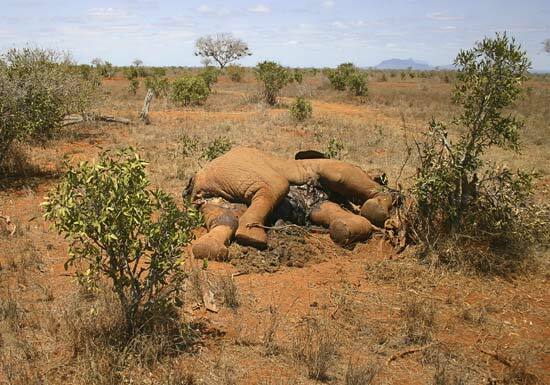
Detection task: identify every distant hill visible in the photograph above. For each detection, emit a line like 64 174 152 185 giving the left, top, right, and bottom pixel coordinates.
374 59 458 71
374 58 432 70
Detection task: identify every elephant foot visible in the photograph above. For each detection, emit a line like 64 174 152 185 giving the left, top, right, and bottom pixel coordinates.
360 193 392 228
329 217 372 245
192 235 229 261
235 225 268 250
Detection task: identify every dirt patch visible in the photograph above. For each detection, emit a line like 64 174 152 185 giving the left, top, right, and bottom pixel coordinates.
229 227 335 273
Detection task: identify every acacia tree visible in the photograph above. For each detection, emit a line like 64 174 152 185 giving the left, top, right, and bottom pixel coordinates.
195 33 251 69
543 38 550 53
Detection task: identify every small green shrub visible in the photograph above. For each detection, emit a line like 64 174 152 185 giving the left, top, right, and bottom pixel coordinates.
293 69 303 84
201 136 232 161
43 148 202 334
171 75 210 106
226 64 245 82
198 66 220 90
347 72 368 96
325 137 345 159
128 78 139 95
327 69 348 90
255 61 292 105
144 74 169 98
289 97 312 121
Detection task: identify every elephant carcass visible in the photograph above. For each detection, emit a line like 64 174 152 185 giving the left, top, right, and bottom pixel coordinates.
185 147 395 260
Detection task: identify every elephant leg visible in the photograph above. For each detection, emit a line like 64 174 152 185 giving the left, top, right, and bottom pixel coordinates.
309 201 373 245
235 179 289 249
192 202 246 261
316 162 381 204
360 192 393 228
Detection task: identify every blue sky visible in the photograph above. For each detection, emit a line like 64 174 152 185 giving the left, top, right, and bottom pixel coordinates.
2 0 549 69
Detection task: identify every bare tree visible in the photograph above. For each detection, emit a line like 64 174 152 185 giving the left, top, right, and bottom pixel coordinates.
195 33 251 69
91 57 104 67
132 58 143 67
543 39 550 54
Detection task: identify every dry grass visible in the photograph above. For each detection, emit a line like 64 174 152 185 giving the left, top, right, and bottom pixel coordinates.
344 358 379 385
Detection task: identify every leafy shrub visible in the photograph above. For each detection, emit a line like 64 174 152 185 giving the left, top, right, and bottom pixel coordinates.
128 78 139 95
0 48 95 170
255 61 292 105
289 96 312 121
327 69 348 90
293 69 303 84
199 66 220 90
325 137 345 159
144 74 169 98
171 75 210 106
326 63 368 96
409 33 549 274
226 64 245 82
43 148 202 333
347 72 368 96
201 136 232 161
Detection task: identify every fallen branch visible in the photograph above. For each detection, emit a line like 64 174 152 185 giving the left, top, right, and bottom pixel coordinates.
387 343 434 364
62 114 131 127
479 347 512 367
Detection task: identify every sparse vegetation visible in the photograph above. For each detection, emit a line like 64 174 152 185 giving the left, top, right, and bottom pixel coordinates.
199 66 220 90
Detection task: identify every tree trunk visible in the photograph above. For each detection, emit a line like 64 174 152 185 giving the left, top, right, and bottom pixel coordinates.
139 89 154 125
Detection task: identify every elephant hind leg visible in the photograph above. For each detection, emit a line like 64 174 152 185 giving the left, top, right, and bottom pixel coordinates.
310 201 373 245
235 179 290 249
191 202 246 261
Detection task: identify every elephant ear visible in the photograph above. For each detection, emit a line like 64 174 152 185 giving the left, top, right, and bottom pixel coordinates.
295 150 327 160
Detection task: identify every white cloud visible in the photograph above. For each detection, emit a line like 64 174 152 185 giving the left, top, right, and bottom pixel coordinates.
322 0 335 7
286 40 298 45
196 4 212 13
248 4 271 13
427 12 463 21
331 21 347 29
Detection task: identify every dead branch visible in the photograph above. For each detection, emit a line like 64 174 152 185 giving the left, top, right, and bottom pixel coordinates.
387 343 434 364
62 114 131 127
479 347 512 367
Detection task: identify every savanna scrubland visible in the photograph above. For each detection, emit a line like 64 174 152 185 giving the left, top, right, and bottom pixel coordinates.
1 40 549 385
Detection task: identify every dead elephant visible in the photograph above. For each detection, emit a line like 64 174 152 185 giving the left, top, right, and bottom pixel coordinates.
184 146 396 260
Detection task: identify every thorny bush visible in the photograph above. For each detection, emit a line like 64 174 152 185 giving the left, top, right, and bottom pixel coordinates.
289 96 313 121
43 148 202 334
409 33 549 274
255 61 293 105
171 75 210 106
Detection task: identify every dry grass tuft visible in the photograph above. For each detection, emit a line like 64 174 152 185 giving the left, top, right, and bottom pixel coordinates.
400 298 436 346
345 358 379 385
292 317 339 381
263 305 280 355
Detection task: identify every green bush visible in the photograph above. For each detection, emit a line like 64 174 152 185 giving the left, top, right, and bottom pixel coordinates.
0 48 95 170
43 148 202 334
347 72 368 96
144 74 169 98
325 137 345 160
293 69 303 84
199 66 220 90
171 75 210 106
409 33 549 274
289 97 312 121
201 136 232 161
327 69 347 90
226 64 245 82
255 61 292 105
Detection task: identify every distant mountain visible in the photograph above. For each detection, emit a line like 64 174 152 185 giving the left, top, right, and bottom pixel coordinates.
375 58 432 70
